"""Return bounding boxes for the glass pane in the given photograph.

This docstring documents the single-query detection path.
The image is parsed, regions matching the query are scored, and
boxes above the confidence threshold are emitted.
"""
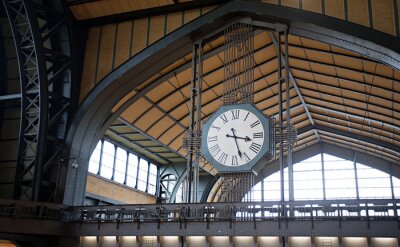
[357,163,391,199]
[393,176,400,199]
[137,158,148,191]
[114,147,127,184]
[127,153,138,188]
[147,163,158,195]
[88,142,101,174]
[100,141,114,179]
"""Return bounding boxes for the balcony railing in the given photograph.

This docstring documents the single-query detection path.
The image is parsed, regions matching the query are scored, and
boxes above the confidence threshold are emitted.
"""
[0,199,399,225]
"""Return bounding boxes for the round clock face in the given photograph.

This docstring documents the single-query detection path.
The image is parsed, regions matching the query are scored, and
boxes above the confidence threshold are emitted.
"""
[206,108,265,167]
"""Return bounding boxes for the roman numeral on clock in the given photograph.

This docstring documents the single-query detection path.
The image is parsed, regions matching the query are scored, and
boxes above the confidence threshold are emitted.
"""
[231,110,240,120]
[220,114,228,124]
[244,112,250,121]
[211,125,221,131]
[244,152,251,162]
[253,132,263,139]
[208,136,218,142]
[250,120,260,128]
[231,155,238,166]
[249,142,261,154]
[218,152,228,164]
[209,144,221,156]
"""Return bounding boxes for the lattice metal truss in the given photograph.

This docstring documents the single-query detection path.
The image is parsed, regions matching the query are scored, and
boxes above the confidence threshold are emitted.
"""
[3,0,72,201]
[223,23,254,105]
[220,172,254,202]
[182,130,202,155]
[275,122,297,150]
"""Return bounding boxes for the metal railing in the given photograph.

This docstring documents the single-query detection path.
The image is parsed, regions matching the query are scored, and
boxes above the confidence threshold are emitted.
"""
[0,199,399,225]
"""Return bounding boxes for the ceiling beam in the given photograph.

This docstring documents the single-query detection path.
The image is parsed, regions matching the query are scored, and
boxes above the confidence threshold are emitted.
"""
[118,117,186,160]
[310,112,398,141]
[307,103,400,131]
[298,124,400,154]
[105,128,171,165]
[80,0,230,26]
[289,54,400,85]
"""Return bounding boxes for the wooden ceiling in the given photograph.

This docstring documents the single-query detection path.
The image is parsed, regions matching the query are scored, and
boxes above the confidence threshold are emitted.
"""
[112,31,400,174]
[71,0,400,173]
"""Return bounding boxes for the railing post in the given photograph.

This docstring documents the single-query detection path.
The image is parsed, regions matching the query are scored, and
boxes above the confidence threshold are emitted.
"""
[311,204,314,229]
[366,204,370,229]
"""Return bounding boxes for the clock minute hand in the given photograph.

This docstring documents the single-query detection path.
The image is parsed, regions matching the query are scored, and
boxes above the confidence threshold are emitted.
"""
[226,134,252,142]
[230,128,242,158]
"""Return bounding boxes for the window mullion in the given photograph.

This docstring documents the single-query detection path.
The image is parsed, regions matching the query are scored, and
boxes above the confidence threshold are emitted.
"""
[155,166,160,197]
[124,150,129,185]
[98,140,104,176]
[390,166,395,199]
[135,157,140,189]
[146,161,150,192]
[353,152,360,200]
[321,151,326,200]
[111,144,117,181]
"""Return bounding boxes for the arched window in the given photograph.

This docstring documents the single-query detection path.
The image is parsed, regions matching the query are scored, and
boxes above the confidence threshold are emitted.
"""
[245,153,399,201]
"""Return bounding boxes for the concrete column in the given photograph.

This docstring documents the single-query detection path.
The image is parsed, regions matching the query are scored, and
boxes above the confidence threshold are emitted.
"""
[280,236,288,247]
[339,237,343,247]
[311,237,316,247]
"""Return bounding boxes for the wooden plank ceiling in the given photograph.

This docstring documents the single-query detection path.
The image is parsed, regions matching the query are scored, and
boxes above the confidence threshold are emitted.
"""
[109,31,400,174]
[67,0,180,20]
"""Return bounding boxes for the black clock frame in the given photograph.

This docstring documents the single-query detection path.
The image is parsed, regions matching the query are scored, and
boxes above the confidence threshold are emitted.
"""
[201,103,273,173]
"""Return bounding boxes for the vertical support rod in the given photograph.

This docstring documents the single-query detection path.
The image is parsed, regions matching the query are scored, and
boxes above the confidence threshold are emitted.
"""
[145,161,150,193]
[98,140,104,176]
[390,166,395,199]
[321,147,326,200]
[111,144,117,180]
[123,150,129,185]
[284,30,294,202]
[193,42,203,203]
[277,31,285,205]
[156,166,161,198]
[353,151,360,200]
[186,44,198,203]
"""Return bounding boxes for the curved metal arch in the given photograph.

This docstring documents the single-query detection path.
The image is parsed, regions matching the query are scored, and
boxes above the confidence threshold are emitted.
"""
[4,0,76,202]
[63,0,400,205]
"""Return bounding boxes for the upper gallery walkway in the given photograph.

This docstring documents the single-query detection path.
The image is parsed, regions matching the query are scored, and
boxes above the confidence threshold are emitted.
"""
[0,198,399,237]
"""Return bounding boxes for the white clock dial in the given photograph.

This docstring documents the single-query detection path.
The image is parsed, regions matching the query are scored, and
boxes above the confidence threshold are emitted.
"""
[206,108,264,166]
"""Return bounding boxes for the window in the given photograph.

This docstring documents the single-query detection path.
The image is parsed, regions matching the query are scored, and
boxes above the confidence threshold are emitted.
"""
[263,169,288,201]
[161,174,177,199]
[148,163,158,195]
[100,141,115,179]
[175,180,186,203]
[243,153,398,202]
[88,142,101,174]
[324,154,356,199]
[294,154,323,200]
[114,147,127,184]
[88,139,161,196]
[393,176,400,199]
[126,153,138,188]
[357,164,391,199]
[137,158,149,191]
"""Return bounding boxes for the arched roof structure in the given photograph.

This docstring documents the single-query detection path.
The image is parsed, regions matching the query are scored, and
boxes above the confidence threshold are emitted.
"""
[63,0,400,205]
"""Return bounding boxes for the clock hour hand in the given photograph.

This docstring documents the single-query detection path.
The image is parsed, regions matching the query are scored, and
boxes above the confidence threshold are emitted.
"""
[230,128,242,158]
[225,134,252,142]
